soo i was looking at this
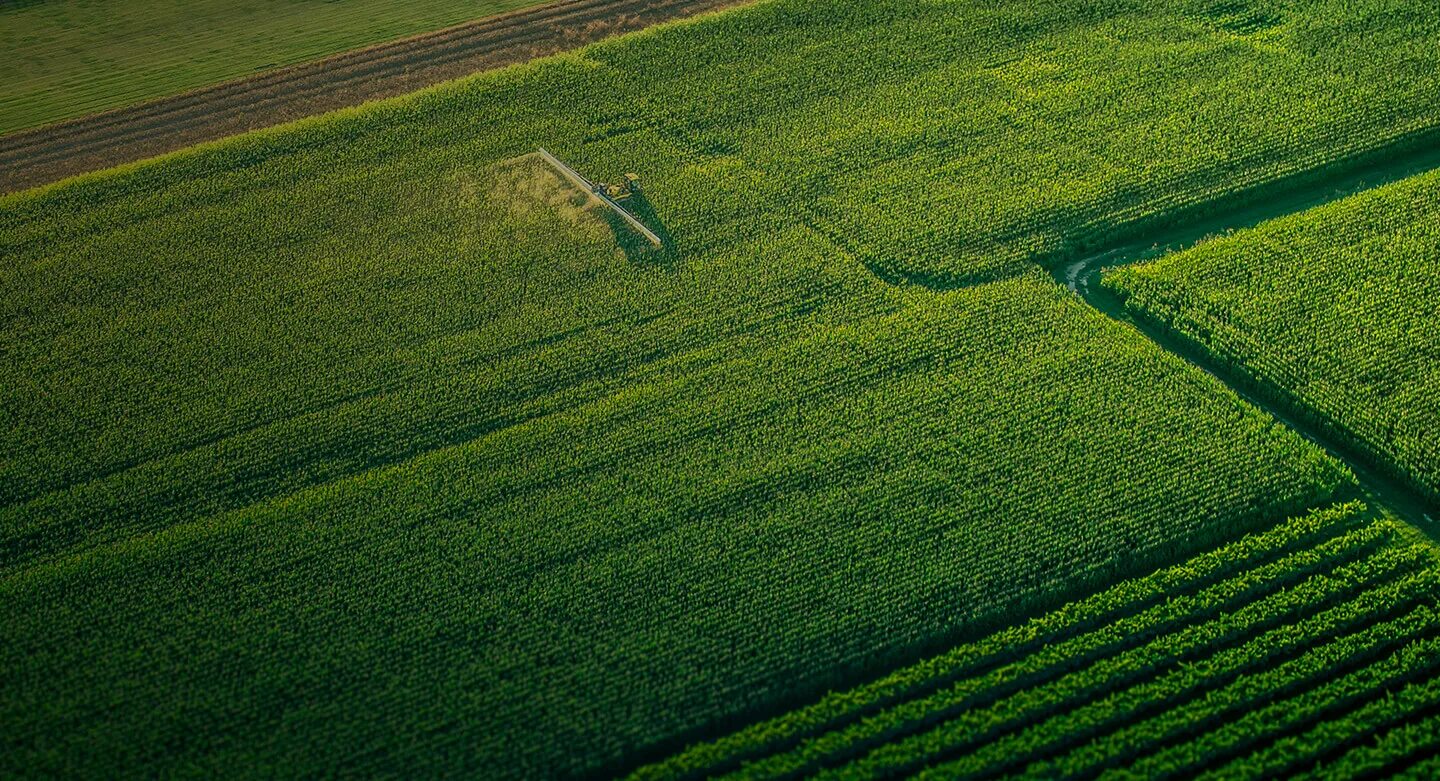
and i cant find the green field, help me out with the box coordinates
[636,503,1440,780]
[1107,168,1440,502]
[0,0,547,134]
[4,0,1440,777]
[0,234,1350,775]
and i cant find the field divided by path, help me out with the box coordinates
[0,0,745,194]
[11,0,1438,278]
[1106,167,1440,507]
[5,0,1440,776]
[634,503,1440,780]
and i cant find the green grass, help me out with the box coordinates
[4,0,1439,775]
[635,503,1440,780]
[0,0,549,134]
[1106,167,1440,501]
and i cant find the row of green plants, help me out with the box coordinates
[1297,711,1440,781]
[905,563,1439,781]
[1031,606,1440,779]
[1105,166,1440,502]
[825,545,1428,781]
[634,504,1440,780]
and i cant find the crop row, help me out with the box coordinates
[803,541,1427,780]
[628,502,1369,780]
[634,506,1440,780]
[1032,608,1440,778]
[706,517,1394,780]
[905,566,1440,781]
[1198,672,1440,780]
[1296,710,1440,780]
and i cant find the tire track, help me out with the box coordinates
[0,0,746,195]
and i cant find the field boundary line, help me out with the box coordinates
[1048,134,1440,534]
[0,0,752,195]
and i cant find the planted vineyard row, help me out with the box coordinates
[634,503,1440,780]
[1105,166,1440,502]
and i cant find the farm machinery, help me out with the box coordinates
[537,148,662,247]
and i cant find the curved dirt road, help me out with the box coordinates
[1051,137,1440,534]
[0,0,744,195]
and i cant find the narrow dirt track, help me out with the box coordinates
[1050,135,1440,535]
[0,0,745,195]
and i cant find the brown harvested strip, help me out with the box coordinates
[0,0,749,195]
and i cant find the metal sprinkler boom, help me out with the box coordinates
[537,148,662,247]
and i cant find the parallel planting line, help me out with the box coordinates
[630,506,1440,780]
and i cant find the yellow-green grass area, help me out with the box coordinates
[636,503,1440,781]
[0,0,549,134]
[8,0,1440,775]
[1107,167,1440,503]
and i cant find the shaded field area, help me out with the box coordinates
[0,0,744,194]
[1107,167,1440,506]
[636,503,1440,781]
[4,0,1440,776]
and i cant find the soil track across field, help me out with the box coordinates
[0,0,744,195]
[1048,132,1440,536]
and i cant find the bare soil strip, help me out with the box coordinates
[0,0,744,195]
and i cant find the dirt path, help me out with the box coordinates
[0,0,745,196]
[1051,135,1440,534]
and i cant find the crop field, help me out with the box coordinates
[3,0,1440,778]
[0,0,552,134]
[0,250,1351,776]
[1106,168,1440,502]
[635,503,1440,780]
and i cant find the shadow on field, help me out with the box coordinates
[601,189,678,265]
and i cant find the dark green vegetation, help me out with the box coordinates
[4,0,1440,776]
[636,503,1440,780]
[0,0,548,134]
[0,251,1347,776]
[1107,168,1440,502]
